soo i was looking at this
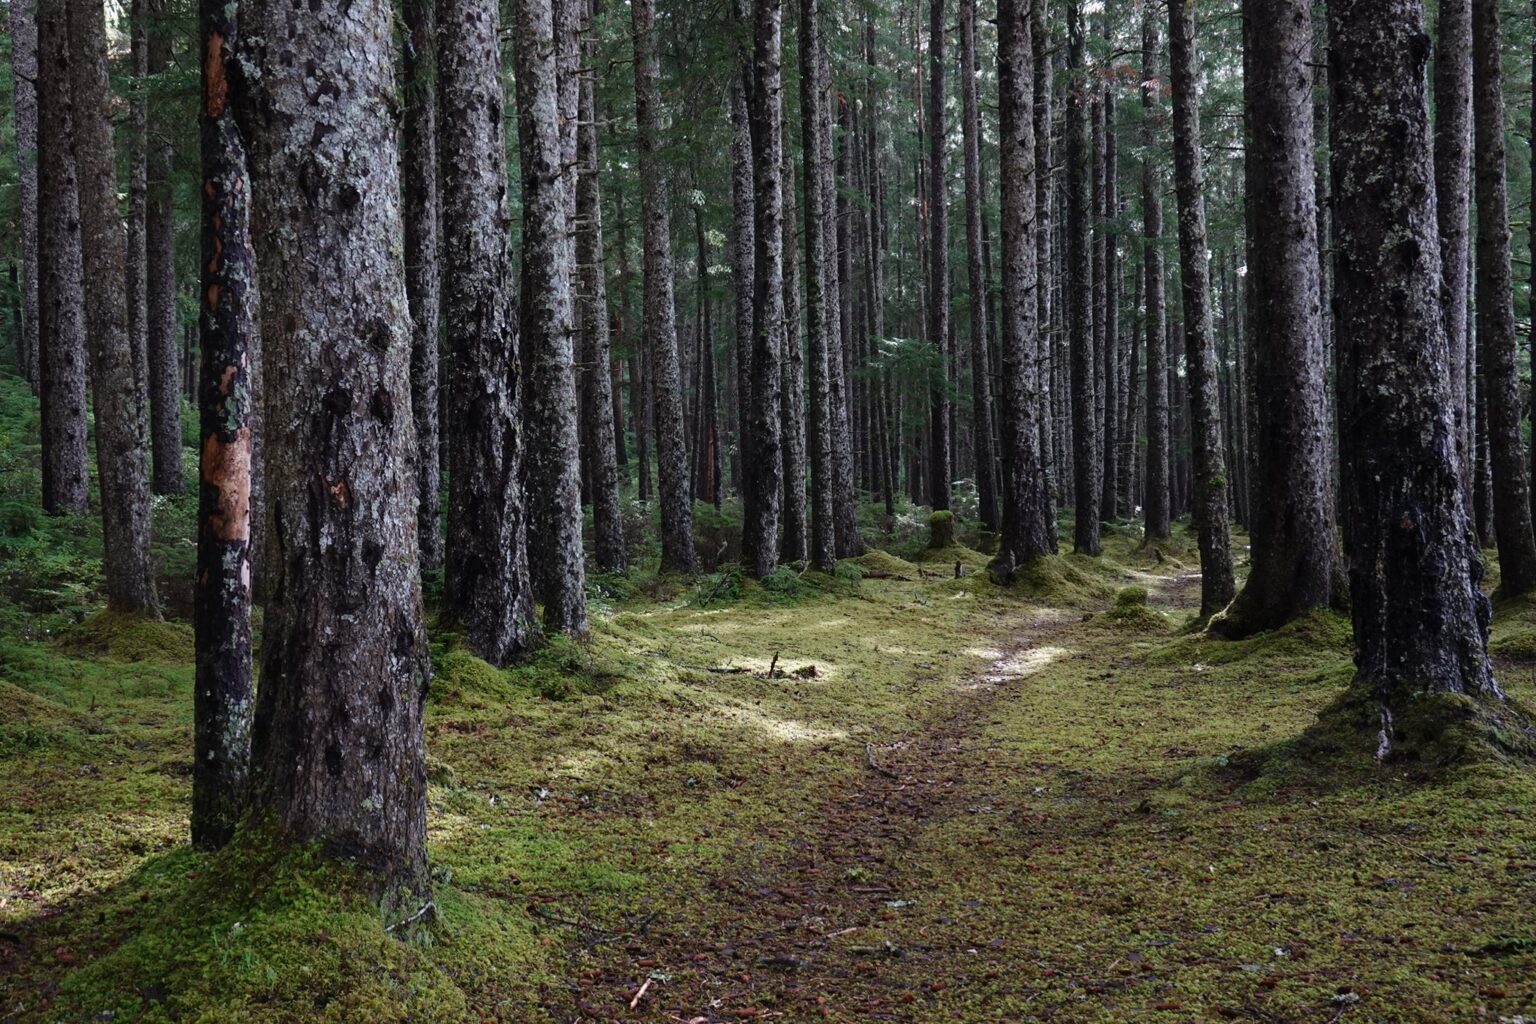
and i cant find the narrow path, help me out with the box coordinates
[562,582,1190,1023]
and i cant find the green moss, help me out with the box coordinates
[59,610,194,663]
[1005,554,1116,607]
[1093,585,1169,633]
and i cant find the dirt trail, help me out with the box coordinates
[562,577,1195,1024]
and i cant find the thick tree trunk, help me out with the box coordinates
[927,0,952,512]
[517,0,589,633]
[403,0,442,572]
[1329,0,1497,748]
[35,0,89,515]
[193,0,255,849]
[1140,3,1170,544]
[742,0,786,578]
[10,0,40,392]
[240,0,430,895]
[1215,0,1338,637]
[577,0,626,574]
[146,0,183,496]
[799,0,837,572]
[632,0,699,573]
[1066,0,1099,554]
[439,0,539,663]
[960,0,997,532]
[69,0,160,616]
[1471,0,1536,597]
[994,0,1054,579]
[1168,0,1235,619]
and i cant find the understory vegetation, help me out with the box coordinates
[0,375,1532,1023]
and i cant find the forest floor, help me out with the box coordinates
[2,377,1536,1022]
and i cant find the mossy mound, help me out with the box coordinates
[1490,627,1536,661]
[1093,585,1170,633]
[1004,554,1116,608]
[851,548,920,579]
[1153,609,1354,668]
[912,542,992,572]
[926,510,955,549]
[58,610,194,663]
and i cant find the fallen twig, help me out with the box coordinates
[629,976,653,1010]
[385,899,436,933]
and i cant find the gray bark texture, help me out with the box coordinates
[799,0,837,572]
[1140,3,1169,544]
[1329,0,1498,742]
[730,1,756,498]
[1168,0,1235,619]
[35,0,89,515]
[69,0,160,616]
[517,0,589,634]
[147,0,183,496]
[439,0,540,663]
[1434,0,1473,494]
[927,0,952,513]
[240,0,431,895]
[632,0,699,573]
[10,0,40,391]
[780,145,808,564]
[960,0,997,533]
[1066,0,1100,554]
[1215,0,1338,637]
[1031,0,1058,547]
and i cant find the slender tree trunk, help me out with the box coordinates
[800,0,837,571]
[517,0,589,632]
[1329,0,1497,750]
[742,0,786,578]
[1168,0,1235,619]
[1471,0,1536,596]
[69,0,160,616]
[1064,0,1100,554]
[439,0,539,663]
[10,0,40,392]
[1140,2,1170,544]
[1099,50,1120,526]
[128,0,149,422]
[577,0,626,574]
[830,101,865,557]
[193,0,255,848]
[403,0,442,572]
[994,0,1054,579]
[959,0,997,532]
[633,0,699,572]
[927,0,952,512]
[241,0,430,895]
[781,144,808,562]
[1216,0,1338,637]
[1032,0,1058,546]
[1433,0,1473,495]
[146,0,183,496]
[35,0,89,515]
[730,0,756,500]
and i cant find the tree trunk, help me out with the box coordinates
[742,0,786,578]
[35,0,89,515]
[830,100,864,557]
[1471,0,1536,597]
[994,0,1054,580]
[800,0,837,572]
[1066,0,1100,554]
[1168,0,1235,619]
[577,0,626,574]
[193,0,255,849]
[517,0,589,633]
[781,144,808,563]
[10,0,40,392]
[240,0,430,896]
[1435,1,1474,494]
[128,0,148,424]
[146,0,183,496]
[1329,0,1497,750]
[69,0,160,616]
[632,0,699,573]
[1032,0,1058,547]
[1140,2,1170,544]
[959,0,997,532]
[439,0,539,663]
[1215,0,1338,637]
[402,0,442,572]
[730,1,756,501]
[927,0,952,512]
[1099,43,1120,527]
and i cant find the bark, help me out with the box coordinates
[1434,0,1472,493]
[69,0,160,616]
[1140,3,1169,543]
[1032,0,1058,547]
[632,0,699,573]
[1099,37,1119,525]
[1328,0,1496,740]
[193,0,255,848]
[439,0,539,663]
[146,0,183,496]
[35,0,89,515]
[128,0,148,420]
[994,0,1054,579]
[690,217,722,510]
[799,0,837,572]
[730,0,756,498]
[1216,0,1338,637]
[927,0,952,512]
[10,0,40,392]
[576,0,626,574]
[240,0,430,894]
[1168,0,1235,619]
[1471,0,1536,596]
[960,0,997,532]
[830,96,865,557]
[517,0,589,634]
[742,0,786,578]
[1066,0,1100,553]
[403,0,442,571]
[781,143,808,563]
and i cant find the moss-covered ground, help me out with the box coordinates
[1,362,1534,1021]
